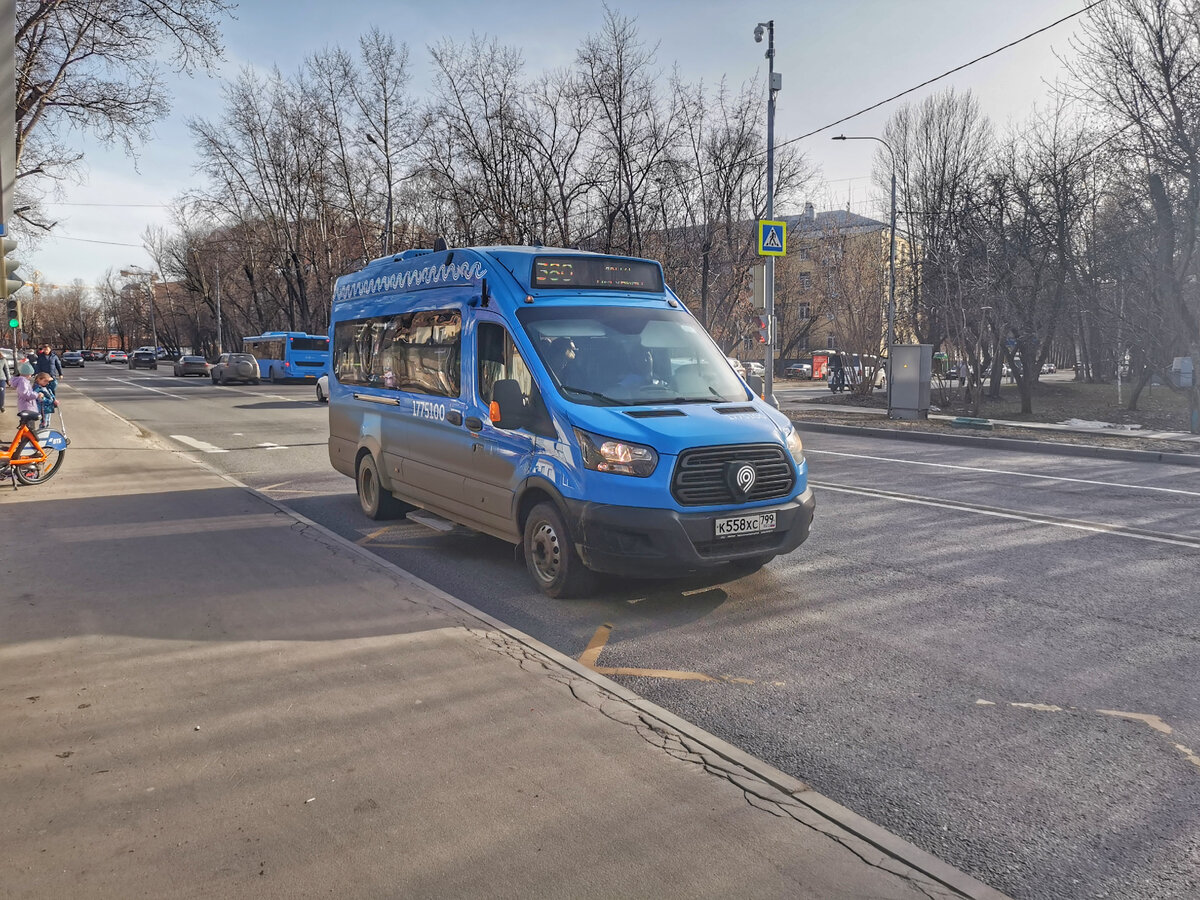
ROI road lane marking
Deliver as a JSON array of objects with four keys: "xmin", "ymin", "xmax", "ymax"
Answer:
[
  {"xmin": 808, "ymin": 448, "xmax": 1200, "ymax": 497},
  {"xmin": 813, "ymin": 481, "xmax": 1200, "ymax": 549},
  {"xmin": 103, "ymin": 377, "xmax": 187, "ymax": 400},
  {"xmin": 170, "ymin": 434, "xmax": 229, "ymax": 453},
  {"xmin": 579, "ymin": 624, "xmax": 765, "ymax": 685},
  {"xmin": 980, "ymin": 699, "xmax": 1200, "ymax": 771},
  {"xmin": 258, "ymin": 442, "xmax": 288, "ymax": 450}
]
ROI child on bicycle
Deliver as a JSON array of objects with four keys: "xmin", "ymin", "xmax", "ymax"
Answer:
[{"xmin": 34, "ymin": 372, "xmax": 58, "ymax": 429}]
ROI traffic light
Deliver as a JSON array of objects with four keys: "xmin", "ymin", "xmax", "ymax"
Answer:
[
  {"xmin": 3, "ymin": 236, "xmax": 24, "ymax": 328},
  {"xmin": 754, "ymin": 314, "xmax": 772, "ymax": 344}
]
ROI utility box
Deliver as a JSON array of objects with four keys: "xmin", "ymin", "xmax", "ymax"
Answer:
[
  {"xmin": 1170, "ymin": 356, "xmax": 1194, "ymax": 388},
  {"xmin": 889, "ymin": 344, "xmax": 932, "ymax": 420}
]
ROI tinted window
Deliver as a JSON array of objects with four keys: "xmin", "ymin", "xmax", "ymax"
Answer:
[
  {"xmin": 231, "ymin": 354, "xmax": 256, "ymax": 363},
  {"xmin": 333, "ymin": 309, "xmax": 461, "ymax": 398},
  {"xmin": 290, "ymin": 338, "xmax": 329, "ymax": 352}
]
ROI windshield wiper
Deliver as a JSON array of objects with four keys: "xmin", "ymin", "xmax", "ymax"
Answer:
[{"xmin": 559, "ymin": 384, "xmax": 625, "ymax": 406}]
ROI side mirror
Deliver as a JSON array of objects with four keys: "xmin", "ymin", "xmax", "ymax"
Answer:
[{"xmin": 490, "ymin": 379, "xmax": 529, "ymax": 430}]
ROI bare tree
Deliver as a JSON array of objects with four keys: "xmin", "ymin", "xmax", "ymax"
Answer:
[
  {"xmin": 14, "ymin": 0, "xmax": 233, "ymax": 231},
  {"xmin": 1068, "ymin": 0, "xmax": 1200, "ymax": 430}
]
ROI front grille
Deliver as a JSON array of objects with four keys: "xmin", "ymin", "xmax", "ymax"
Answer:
[{"xmin": 671, "ymin": 443, "xmax": 795, "ymax": 506}]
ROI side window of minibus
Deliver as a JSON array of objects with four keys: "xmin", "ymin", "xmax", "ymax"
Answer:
[{"xmin": 477, "ymin": 323, "xmax": 551, "ymax": 436}]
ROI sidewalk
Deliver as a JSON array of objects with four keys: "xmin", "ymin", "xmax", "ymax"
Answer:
[{"xmin": 0, "ymin": 394, "xmax": 1004, "ymax": 899}]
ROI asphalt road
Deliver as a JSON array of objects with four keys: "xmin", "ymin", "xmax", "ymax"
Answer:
[{"xmin": 64, "ymin": 366, "xmax": 1200, "ymax": 900}]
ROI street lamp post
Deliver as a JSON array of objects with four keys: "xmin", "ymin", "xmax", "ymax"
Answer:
[
  {"xmin": 754, "ymin": 20, "xmax": 779, "ymax": 401},
  {"xmin": 120, "ymin": 265, "xmax": 158, "ymax": 353},
  {"xmin": 832, "ymin": 134, "xmax": 897, "ymax": 414}
]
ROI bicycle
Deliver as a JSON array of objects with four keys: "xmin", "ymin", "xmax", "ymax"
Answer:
[{"xmin": 1, "ymin": 410, "xmax": 69, "ymax": 486}]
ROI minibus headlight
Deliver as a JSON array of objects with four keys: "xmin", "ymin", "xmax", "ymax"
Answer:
[
  {"xmin": 785, "ymin": 427, "xmax": 805, "ymax": 465},
  {"xmin": 574, "ymin": 428, "xmax": 658, "ymax": 477}
]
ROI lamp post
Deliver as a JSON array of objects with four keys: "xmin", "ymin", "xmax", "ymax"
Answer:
[
  {"xmin": 120, "ymin": 265, "xmax": 158, "ymax": 353},
  {"xmin": 754, "ymin": 20, "xmax": 779, "ymax": 401},
  {"xmin": 832, "ymin": 134, "xmax": 897, "ymax": 414}
]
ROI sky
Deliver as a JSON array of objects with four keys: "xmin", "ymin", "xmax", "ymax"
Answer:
[{"xmin": 24, "ymin": 0, "xmax": 1097, "ymax": 289}]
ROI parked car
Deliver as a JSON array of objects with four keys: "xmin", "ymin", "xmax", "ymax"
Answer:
[
  {"xmin": 128, "ymin": 350, "xmax": 158, "ymax": 370},
  {"xmin": 172, "ymin": 355, "xmax": 212, "ymax": 377},
  {"xmin": 61, "ymin": 351, "xmax": 85, "ymax": 368},
  {"xmin": 105, "ymin": 350, "xmax": 128, "ymax": 364},
  {"xmin": 81, "ymin": 349, "xmax": 104, "ymax": 361},
  {"xmin": 743, "ymin": 361, "xmax": 765, "ymax": 378},
  {"xmin": 211, "ymin": 352, "xmax": 260, "ymax": 385},
  {"xmin": 316, "ymin": 373, "xmax": 329, "ymax": 402},
  {"xmin": 785, "ymin": 362, "xmax": 812, "ymax": 379},
  {"xmin": 725, "ymin": 357, "xmax": 746, "ymax": 379}
]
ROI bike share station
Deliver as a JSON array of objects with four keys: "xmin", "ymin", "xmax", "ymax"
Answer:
[{"xmin": 888, "ymin": 343, "xmax": 933, "ymax": 420}]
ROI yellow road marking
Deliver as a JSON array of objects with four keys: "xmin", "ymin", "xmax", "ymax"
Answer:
[
  {"xmin": 578, "ymin": 624, "xmax": 765, "ymax": 685},
  {"xmin": 979, "ymin": 699, "xmax": 1199, "ymax": 771},
  {"xmin": 1097, "ymin": 709, "xmax": 1173, "ymax": 735},
  {"xmin": 356, "ymin": 525, "xmax": 394, "ymax": 546}
]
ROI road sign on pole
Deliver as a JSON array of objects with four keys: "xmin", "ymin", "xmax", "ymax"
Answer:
[{"xmin": 758, "ymin": 220, "xmax": 786, "ymax": 256}]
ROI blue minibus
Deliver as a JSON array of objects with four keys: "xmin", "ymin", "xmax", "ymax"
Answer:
[
  {"xmin": 242, "ymin": 332, "xmax": 330, "ymax": 382},
  {"xmin": 327, "ymin": 245, "xmax": 814, "ymax": 597}
]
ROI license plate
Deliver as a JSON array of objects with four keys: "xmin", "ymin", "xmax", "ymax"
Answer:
[{"xmin": 714, "ymin": 512, "xmax": 777, "ymax": 539}]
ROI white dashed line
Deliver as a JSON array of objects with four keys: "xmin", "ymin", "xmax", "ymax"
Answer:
[{"xmin": 170, "ymin": 435, "xmax": 229, "ymax": 453}]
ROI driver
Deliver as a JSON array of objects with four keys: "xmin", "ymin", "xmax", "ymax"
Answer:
[{"xmin": 618, "ymin": 347, "xmax": 658, "ymax": 389}]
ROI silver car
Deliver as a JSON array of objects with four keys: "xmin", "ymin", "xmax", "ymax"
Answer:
[
  {"xmin": 173, "ymin": 355, "xmax": 212, "ymax": 377},
  {"xmin": 210, "ymin": 352, "xmax": 260, "ymax": 385}
]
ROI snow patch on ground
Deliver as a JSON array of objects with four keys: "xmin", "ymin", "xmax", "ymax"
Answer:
[{"xmin": 1060, "ymin": 418, "xmax": 1143, "ymax": 431}]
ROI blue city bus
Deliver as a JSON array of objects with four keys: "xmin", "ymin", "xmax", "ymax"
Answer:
[
  {"xmin": 242, "ymin": 332, "xmax": 330, "ymax": 382},
  {"xmin": 326, "ymin": 244, "xmax": 814, "ymax": 598}
]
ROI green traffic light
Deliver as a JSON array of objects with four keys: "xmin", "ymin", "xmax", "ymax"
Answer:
[{"xmin": 7, "ymin": 317, "xmax": 17, "ymax": 328}]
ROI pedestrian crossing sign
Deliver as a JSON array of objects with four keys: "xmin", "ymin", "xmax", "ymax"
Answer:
[{"xmin": 758, "ymin": 220, "xmax": 786, "ymax": 256}]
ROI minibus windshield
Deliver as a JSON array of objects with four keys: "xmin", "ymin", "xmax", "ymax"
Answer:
[{"xmin": 518, "ymin": 305, "xmax": 749, "ymax": 406}]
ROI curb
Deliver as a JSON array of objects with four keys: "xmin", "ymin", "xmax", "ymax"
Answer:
[
  {"xmin": 793, "ymin": 420, "xmax": 1200, "ymax": 468},
  {"xmin": 83, "ymin": 393, "xmax": 1005, "ymax": 899}
]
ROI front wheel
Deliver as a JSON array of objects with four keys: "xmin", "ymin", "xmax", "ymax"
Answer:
[
  {"xmin": 523, "ymin": 502, "xmax": 594, "ymax": 599},
  {"xmin": 14, "ymin": 440, "xmax": 66, "ymax": 485}
]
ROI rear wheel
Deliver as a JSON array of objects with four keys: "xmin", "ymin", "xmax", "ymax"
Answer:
[
  {"xmin": 356, "ymin": 453, "xmax": 406, "ymax": 520},
  {"xmin": 271, "ymin": 367, "xmax": 281, "ymax": 384},
  {"xmin": 14, "ymin": 441, "xmax": 66, "ymax": 485},
  {"xmin": 315, "ymin": 382, "xmax": 326, "ymax": 402},
  {"xmin": 523, "ymin": 502, "xmax": 593, "ymax": 599}
]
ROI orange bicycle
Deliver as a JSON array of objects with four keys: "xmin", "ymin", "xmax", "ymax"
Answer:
[{"xmin": 1, "ymin": 410, "xmax": 69, "ymax": 486}]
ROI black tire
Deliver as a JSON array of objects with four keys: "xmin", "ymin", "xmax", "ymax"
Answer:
[
  {"xmin": 270, "ymin": 367, "xmax": 281, "ymax": 384},
  {"xmin": 523, "ymin": 501, "xmax": 593, "ymax": 599},
  {"xmin": 251, "ymin": 378, "xmax": 260, "ymax": 385},
  {"xmin": 315, "ymin": 382, "xmax": 326, "ymax": 402},
  {"xmin": 14, "ymin": 438, "xmax": 66, "ymax": 486},
  {"xmin": 356, "ymin": 453, "xmax": 405, "ymax": 520}
]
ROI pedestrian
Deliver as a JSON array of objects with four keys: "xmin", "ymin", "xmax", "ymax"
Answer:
[
  {"xmin": 828, "ymin": 353, "xmax": 846, "ymax": 393},
  {"xmin": 0, "ymin": 352, "xmax": 10, "ymax": 412},
  {"xmin": 10, "ymin": 361, "xmax": 39, "ymax": 424},
  {"xmin": 34, "ymin": 344, "xmax": 64, "ymax": 392},
  {"xmin": 958, "ymin": 360, "xmax": 968, "ymax": 387},
  {"xmin": 33, "ymin": 372, "xmax": 58, "ymax": 429}
]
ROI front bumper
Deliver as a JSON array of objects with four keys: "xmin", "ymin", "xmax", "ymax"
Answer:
[{"xmin": 562, "ymin": 487, "xmax": 815, "ymax": 576}]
